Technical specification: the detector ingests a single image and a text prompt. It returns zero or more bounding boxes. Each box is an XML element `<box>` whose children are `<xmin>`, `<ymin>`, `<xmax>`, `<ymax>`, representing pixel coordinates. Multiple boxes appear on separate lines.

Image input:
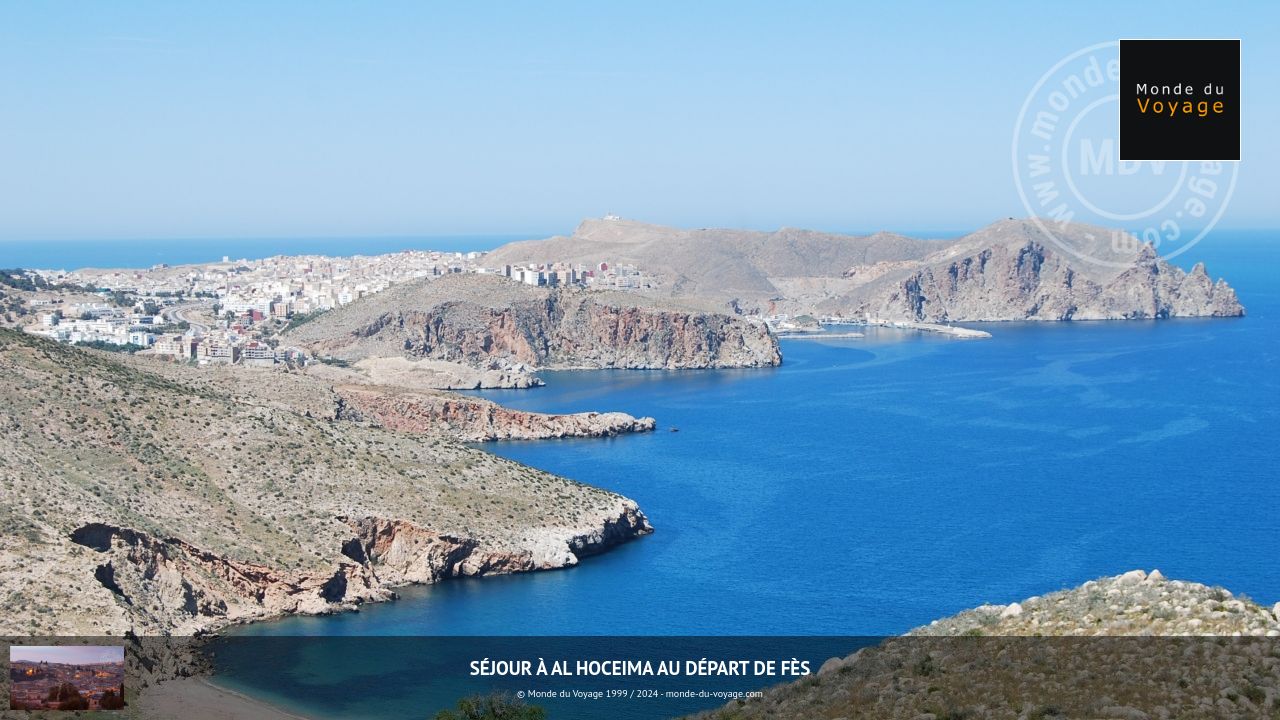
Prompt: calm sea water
<box><xmin>209</xmin><ymin>231</ymin><xmax>1279</xmax><ymax>718</ymax></box>
<box><xmin>0</xmin><ymin>235</ymin><xmax>530</xmax><ymax>270</ymax></box>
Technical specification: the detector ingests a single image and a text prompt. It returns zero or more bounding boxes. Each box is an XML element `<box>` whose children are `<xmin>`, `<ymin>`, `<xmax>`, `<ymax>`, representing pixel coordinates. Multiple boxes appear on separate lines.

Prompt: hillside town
<box><xmin>9</xmin><ymin>660</ymin><xmax>125</xmax><ymax>711</ymax></box>
<box><xmin>13</xmin><ymin>239</ymin><xmax>659</xmax><ymax>367</ymax></box>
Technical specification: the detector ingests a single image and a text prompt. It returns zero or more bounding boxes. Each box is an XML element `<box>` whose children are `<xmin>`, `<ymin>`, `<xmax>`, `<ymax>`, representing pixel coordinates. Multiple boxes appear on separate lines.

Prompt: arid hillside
<box><xmin>697</xmin><ymin>570</ymin><xmax>1280</xmax><ymax>719</ymax></box>
<box><xmin>0</xmin><ymin>330</ymin><xmax>651</xmax><ymax>636</ymax></box>
<box><xmin>485</xmin><ymin>218</ymin><xmax>950</xmax><ymax>299</ymax></box>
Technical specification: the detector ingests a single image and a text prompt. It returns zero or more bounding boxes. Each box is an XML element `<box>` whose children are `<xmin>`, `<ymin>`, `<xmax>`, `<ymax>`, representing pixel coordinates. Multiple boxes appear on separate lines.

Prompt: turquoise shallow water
<box><xmin>213</xmin><ymin>231</ymin><xmax>1278</xmax><ymax>717</ymax></box>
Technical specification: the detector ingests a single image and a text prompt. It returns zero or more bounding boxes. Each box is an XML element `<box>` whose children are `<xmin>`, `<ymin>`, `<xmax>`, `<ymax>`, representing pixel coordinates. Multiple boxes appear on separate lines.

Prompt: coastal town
<box><xmin>5</xmin><ymin>212</ymin><xmax>1011</xmax><ymax>366</ymax></box>
<box><xmin>9</xmin><ymin>238</ymin><xmax>991</xmax><ymax>367</ymax></box>
<box><xmin>12</xmin><ymin>237</ymin><xmax>660</xmax><ymax>366</ymax></box>
<box><xmin>9</xmin><ymin>658</ymin><xmax>125</xmax><ymax>711</ymax></box>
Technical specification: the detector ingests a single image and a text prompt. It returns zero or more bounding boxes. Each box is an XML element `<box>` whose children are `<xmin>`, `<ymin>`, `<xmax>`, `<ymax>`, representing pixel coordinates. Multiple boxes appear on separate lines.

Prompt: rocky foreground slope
<box><xmin>285</xmin><ymin>273</ymin><xmax>781</xmax><ymax>369</ymax></box>
<box><xmin>698</xmin><ymin>570</ymin><xmax>1280</xmax><ymax>719</ymax></box>
<box><xmin>485</xmin><ymin>218</ymin><xmax>1244</xmax><ymax>322</ymax></box>
<box><xmin>0</xmin><ymin>330</ymin><xmax>652</xmax><ymax>637</ymax></box>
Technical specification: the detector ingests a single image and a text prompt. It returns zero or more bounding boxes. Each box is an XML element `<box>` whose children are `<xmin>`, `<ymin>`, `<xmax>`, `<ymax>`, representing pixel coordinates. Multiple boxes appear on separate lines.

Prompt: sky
<box><xmin>0</xmin><ymin>1</ymin><xmax>1276</xmax><ymax>242</ymax></box>
<box><xmin>11</xmin><ymin>645</ymin><xmax>124</xmax><ymax>665</ymax></box>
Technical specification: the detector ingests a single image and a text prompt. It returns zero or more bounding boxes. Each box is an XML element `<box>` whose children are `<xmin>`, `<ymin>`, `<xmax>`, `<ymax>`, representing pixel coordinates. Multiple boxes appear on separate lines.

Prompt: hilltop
<box><xmin>697</xmin><ymin>570</ymin><xmax>1280</xmax><ymax>719</ymax></box>
<box><xmin>485</xmin><ymin>218</ymin><xmax>948</xmax><ymax>300</ymax></box>
<box><xmin>824</xmin><ymin>219</ymin><xmax>1244</xmax><ymax>321</ymax></box>
<box><xmin>0</xmin><ymin>330</ymin><xmax>651</xmax><ymax>636</ymax></box>
<box><xmin>485</xmin><ymin>218</ymin><xmax>1244</xmax><ymax>321</ymax></box>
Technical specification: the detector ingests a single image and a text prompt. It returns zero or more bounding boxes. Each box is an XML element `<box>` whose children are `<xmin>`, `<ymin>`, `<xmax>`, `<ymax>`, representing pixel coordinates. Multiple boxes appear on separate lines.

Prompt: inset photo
<box><xmin>8</xmin><ymin>645</ymin><xmax>125</xmax><ymax>711</ymax></box>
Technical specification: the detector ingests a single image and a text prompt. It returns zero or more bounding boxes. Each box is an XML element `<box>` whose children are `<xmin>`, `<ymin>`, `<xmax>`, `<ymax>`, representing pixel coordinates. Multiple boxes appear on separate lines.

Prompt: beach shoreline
<box><xmin>135</xmin><ymin>677</ymin><xmax>315</xmax><ymax>720</ymax></box>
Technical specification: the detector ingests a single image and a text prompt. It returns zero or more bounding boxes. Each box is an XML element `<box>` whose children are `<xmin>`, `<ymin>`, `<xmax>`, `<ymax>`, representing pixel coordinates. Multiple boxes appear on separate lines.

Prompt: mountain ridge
<box><xmin>485</xmin><ymin>217</ymin><xmax>1245</xmax><ymax>321</ymax></box>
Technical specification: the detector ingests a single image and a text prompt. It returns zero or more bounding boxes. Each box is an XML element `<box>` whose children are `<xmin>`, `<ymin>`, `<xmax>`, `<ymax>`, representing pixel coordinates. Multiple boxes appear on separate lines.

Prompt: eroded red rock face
<box><xmin>301</xmin><ymin>281</ymin><xmax>781</xmax><ymax>370</ymax></box>
<box><xmin>379</xmin><ymin>300</ymin><xmax>780</xmax><ymax>369</ymax></box>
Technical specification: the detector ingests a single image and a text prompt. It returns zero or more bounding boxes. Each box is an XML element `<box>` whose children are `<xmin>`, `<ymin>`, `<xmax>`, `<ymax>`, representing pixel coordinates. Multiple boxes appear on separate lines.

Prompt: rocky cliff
<box><xmin>340</xmin><ymin>507</ymin><xmax>651</xmax><ymax>586</ymax></box>
<box><xmin>831</xmin><ymin>220</ymin><xmax>1245</xmax><ymax>322</ymax></box>
<box><xmin>56</xmin><ymin>506</ymin><xmax>653</xmax><ymax>637</ymax></box>
<box><xmin>697</xmin><ymin>571</ymin><xmax>1280</xmax><ymax>719</ymax></box>
<box><xmin>0</xmin><ymin>329</ymin><xmax>652</xmax><ymax>637</ymax></box>
<box><xmin>480</xmin><ymin>217</ymin><xmax>1245</xmax><ymax>323</ymax></box>
<box><xmin>286</xmin><ymin>273</ymin><xmax>781</xmax><ymax>369</ymax></box>
<box><xmin>335</xmin><ymin>385</ymin><xmax>656</xmax><ymax>442</ymax></box>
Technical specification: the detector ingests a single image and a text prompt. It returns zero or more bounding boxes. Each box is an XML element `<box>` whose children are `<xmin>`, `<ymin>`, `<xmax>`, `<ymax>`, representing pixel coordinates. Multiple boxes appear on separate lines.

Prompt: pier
<box><xmin>776</xmin><ymin>331</ymin><xmax>865</xmax><ymax>339</ymax></box>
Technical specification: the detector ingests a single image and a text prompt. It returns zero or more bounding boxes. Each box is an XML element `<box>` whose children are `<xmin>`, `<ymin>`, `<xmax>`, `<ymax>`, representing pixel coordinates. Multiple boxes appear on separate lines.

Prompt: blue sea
<box><xmin>201</xmin><ymin>231</ymin><xmax>1280</xmax><ymax>719</ymax></box>
<box><xmin>0</xmin><ymin>235</ymin><xmax>532</xmax><ymax>270</ymax></box>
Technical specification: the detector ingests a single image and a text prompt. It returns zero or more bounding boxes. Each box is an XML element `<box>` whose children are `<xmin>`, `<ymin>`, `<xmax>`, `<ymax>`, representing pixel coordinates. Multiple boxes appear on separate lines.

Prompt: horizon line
<box><xmin>1</xmin><ymin>223</ymin><xmax>1275</xmax><ymax>246</ymax></box>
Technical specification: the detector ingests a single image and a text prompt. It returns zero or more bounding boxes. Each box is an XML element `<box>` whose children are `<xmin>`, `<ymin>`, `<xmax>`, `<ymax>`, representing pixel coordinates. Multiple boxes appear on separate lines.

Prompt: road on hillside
<box><xmin>165</xmin><ymin>303</ymin><xmax>211</xmax><ymax>335</ymax></box>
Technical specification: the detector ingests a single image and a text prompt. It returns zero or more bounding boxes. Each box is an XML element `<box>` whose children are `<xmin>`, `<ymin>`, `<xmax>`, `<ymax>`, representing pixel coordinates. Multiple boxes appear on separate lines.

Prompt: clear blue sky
<box><xmin>1</xmin><ymin>1</ymin><xmax>1276</xmax><ymax>241</ymax></box>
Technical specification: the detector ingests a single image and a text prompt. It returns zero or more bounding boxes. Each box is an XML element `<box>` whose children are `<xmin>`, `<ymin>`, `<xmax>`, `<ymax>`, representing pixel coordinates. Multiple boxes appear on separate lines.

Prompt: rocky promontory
<box><xmin>286</xmin><ymin>273</ymin><xmax>781</xmax><ymax>370</ymax></box>
<box><xmin>480</xmin><ymin>217</ymin><xmax>1245</xmax><ymax>323</ymax></box>
<box><xmin>0</xmin><ymin>330</ymin><xmax>653</xmax><ymax>638</ymax></box>
<box><xmin>831</xmin><ymin>220</ymin><xmax>1246</xmax><ymax>322</ymax></box>
<box><xmin>335</xmin><ymin>384</ymin><xmax>656</xmax><ymax>442</ymax></box>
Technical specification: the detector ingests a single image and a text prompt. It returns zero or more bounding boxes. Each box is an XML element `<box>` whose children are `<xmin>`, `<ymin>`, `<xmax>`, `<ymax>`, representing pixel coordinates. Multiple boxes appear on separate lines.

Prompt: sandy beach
<box><xmin>134</xmin><ymin>677</ymin><xmax>313</xmax><ymax>720</ymax></box>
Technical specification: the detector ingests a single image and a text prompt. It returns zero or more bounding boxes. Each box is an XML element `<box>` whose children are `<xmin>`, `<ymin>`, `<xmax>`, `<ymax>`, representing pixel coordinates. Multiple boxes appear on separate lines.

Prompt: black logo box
<box><xmin>1119</xmin><ymin>39</ymin><xmax>1240</xmax><ymax>161</ymax></box>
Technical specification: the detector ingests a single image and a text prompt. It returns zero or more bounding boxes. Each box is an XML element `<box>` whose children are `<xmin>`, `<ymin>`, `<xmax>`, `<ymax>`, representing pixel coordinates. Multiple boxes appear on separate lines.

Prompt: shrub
<box><xmin>433</xmin><ymin>693</ymin><xmax>546</xmax><ymax>720</ymax></box>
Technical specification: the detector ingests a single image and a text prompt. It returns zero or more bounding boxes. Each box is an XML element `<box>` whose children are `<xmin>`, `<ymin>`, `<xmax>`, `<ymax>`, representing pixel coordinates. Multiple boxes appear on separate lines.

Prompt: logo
<box><xmin>1012</xmin><ymin>41</ymin><xmax>1238</xmax><ymax>268</ymax></box>
<box><xmin>1119</xmin><ymin>39</ymin><xmax>1240</xmax><ymax>161</ymax></box>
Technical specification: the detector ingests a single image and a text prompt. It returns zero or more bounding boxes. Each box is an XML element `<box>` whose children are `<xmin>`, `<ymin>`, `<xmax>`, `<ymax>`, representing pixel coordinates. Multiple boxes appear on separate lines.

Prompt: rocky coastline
<box><xmin>482</xmin><ymin>217</ymin><xmax>1246</xmax><ymax>323</ymax></box>
<box><xmin>0</xmin><ymin>330</ymin><xmax>654</xmax><ymax>640</ymax></box>
<box><xmin>335</xmin><ymin>384</ymin><xmax>656</xmax><ymax>442</ymax></box>
<box><xmin>62</xmin><ymin>504</ymin><xmax>652</xmax><ymax>638</ymax></box>
<box><xmin>836</xmin><ymin>228</ymin><xmax>1246</xmax><ymax>322</ymax></box>
<box><xmin>286</xmin><ymin>273</ymin><xmax>782</xmax><ymax>370</ymax></box>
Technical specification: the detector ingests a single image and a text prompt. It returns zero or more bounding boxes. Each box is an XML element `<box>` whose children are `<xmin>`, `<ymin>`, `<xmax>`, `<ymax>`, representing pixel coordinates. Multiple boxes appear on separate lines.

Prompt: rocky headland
<box><xmin>0</xmin><ymin>329</ymin><xmax>652</xmax><ymax>638</ymax></box>
<box><xmin>697</xmin><ymin>570</ymin><xmax>1280</xmax><ymax>719</ymax></box>
<box><xmin>285</xmin><ymin>273</ymin><xmax>781</xmax><ymax>370</ymax></box>
<box><xmin>484</xmin><ymin>218</ymin><xmax>1244</xmax><ymax>323</ymax></box>
<box><xmin>828</xmin><ymin>220</ymin><xmax>1245</xmax><ymax>322</ymax></box>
